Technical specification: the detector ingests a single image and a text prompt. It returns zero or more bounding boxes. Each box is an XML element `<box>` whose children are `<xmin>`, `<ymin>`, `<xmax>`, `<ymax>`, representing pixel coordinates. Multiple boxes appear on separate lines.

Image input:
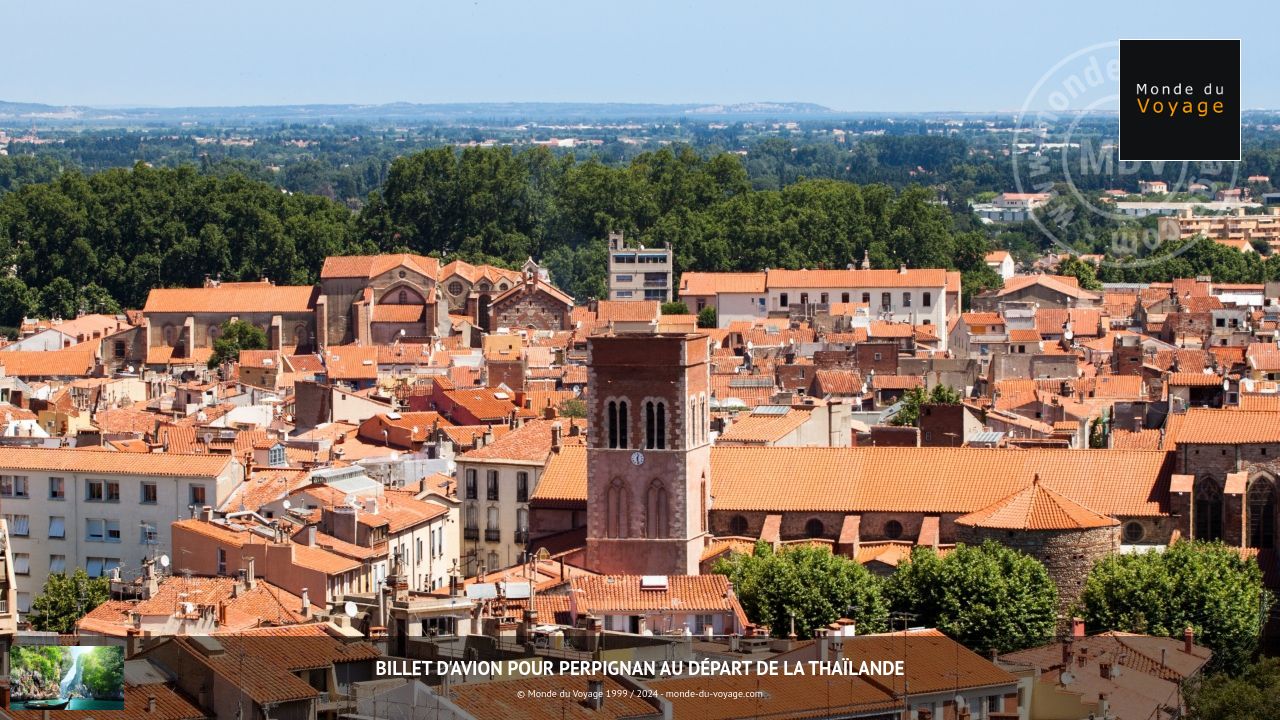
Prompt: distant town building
<box><xmin>972</xmin><ymin>192</ymin><xmax>1051</xmax><ymax>222</ymax></box>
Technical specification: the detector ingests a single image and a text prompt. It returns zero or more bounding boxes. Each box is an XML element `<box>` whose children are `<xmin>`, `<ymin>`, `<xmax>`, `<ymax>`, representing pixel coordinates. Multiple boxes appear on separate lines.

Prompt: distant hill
<box><xmin>0</xmin><ymin>100</ymin><xmax>839</xmax><ymax>126</ymax></box>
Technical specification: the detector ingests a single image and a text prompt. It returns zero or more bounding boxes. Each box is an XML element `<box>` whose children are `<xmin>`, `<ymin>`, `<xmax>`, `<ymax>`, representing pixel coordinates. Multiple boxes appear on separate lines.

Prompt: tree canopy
<box><xmin>1185</xmin><ymin>657</ymin><xmax>1280</xmax><ymax>720</ymax></box>
<box><xmin>29</xmin><ymin>569</ymin><xmax>111</xmax><ymax>634</ymax></box>
<box><xmin>1080</xmin><ymin>541</ymin><xmax>1274</xmax><ymax>674</ymax></box>
<box><xmin>890</xmin><ymin>383</ymin><xmax>964</xmax><ymax>427</ymax></box>
<box><xmin>714</xmin><ymin>541</ymin><xmax>888</xmax><ymax>639</ymax></box>
<box><xmin>208</xmin><ymin>319</ymin><xmax>269</xmax><ymax>368</ymax></box>
<box><xmin>884</xmin><ymin>542</ymin><xmax>1058</xmax><ymax>653</ymax></box>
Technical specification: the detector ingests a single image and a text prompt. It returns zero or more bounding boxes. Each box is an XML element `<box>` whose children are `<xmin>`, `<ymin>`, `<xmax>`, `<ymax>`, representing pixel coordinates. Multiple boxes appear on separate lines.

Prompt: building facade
<box><xmin>607</xmin><ymin>231</ymin><xmax>673</xmax><ymax>302</ymax></box>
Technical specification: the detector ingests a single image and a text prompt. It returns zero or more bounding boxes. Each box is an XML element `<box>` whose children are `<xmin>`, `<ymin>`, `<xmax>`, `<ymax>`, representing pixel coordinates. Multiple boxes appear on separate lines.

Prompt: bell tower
<box><xmin>585</xmin><ymin>331</ymin><xmax>712</xmax><ymax>575</ymax></box>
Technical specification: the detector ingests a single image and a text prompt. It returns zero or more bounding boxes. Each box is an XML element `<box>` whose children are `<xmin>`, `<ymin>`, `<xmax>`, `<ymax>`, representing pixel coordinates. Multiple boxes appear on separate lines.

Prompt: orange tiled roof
<box><xmin>766</xmin><ymin>267</ymin><xmax>949</xmax><ymax>289</ymax></box>
<box><xmin>0</xmin><ymin>347</ymin><xmax>98</xmax><ymax>377</ymax></box>
<box><xmin>955</xmin><ymin>477</ymin><xmax>1119</xmax><ymax>530</ymax></box>
<box><xmin>571</xmin><ymin>574</ymin><xmax>742</xmax><ymax>614</ymax></box>
<box><xmin>443</xmin><ymin>387</ymin><xmax>519</xmax><ymax>422</ymax></box>
<box><xmin>0</xmin><ymin>447</ymin><xmax>232</xmax><ymax>477</ymax></box>
<box><xmin>143</xmin><ymin>282</ymin><xmax>315</xmax><ymax>314</ymax></box>
<box><xmin>1173</xmin><ymin>408</ymin><xmax>1280</xmax><ymax>444</ymax></box>
<box><xmin>459</xmin><ymin>418</ymin><xmax>587</xmax><ymax>462</ymax></box>
<box><xmin>1237</xmin><ymin>394</ymin><xmax>1280</xmax><ymax>412</ymax></box>
<box><xmin>998</xmin><ymin>274</ymin><xmax>1099</xmax><ymax>300</ymax></box>
<box><xmin>813</xmin><ymin>369</ymin><xmax>863</xmax><ymax>396</ymax></box>
<box><xmin>718</xmin><ymin>408</ymin><xmax>812</xmax><ymax>444</ymax></box>
<box><xmin>1110</xmin><ymin>428</ymin><xmax>1163</xmax><ymax>450</ymax></box>
<box><xmin>679</xmin><ymin>272</ymin><xmax>768</xmax><ymax>295</ymax></box>
<box><xmin>1168</xmin><ymin>371</ymin><xmax>1223</xmax><ymax>387</ymax></box>
<box><xmin>594</xmin><ymin>300</ymin><xmax>660</xmax><ymax>323</ymax></box>
<box><xmin>534</xmin><ymin>445</ymin><xmax>1172</xmax><ymax>517</ymax></box>
<box><xmin>962</xmin><ymin>312</ymin><xmax>1004</xmax><ymax>326</ymax></box>
<box><xmin>871</xmin><ymin>374</ymin><xmax>924</xmax><ymax>390</ymax></box>
<box><xmin>323</xmin><ymin>346</ymin><xmax>379</xmax><ymax>381</ymax></box>
<box><xmin>370</xmin><ymin>304</ymin><xmax>425</xmax><ymax>323</ymax></box>
<box><xmin>320</xmin><ymin>253</ymin><xmax>440</xmax><ymax>280</ymax></box>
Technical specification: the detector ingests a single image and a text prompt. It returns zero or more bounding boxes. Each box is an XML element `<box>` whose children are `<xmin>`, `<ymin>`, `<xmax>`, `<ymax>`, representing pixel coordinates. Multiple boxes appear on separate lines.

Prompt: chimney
<box><xmin>244</xmin><ymin>558</ymin><xmax>256</xmax><ymax>590</ymax></box>
<box><xmin>370</xmin><ymin>497</ymin><xmax>379</xmax><ymax>515</ymax></box>
<box><xmin>147</xmin><ymin>695</ymin><xmax>157</xmax><ymax>714</ymax></box>
<box><xmin>1184</xmin><ymin>626</ymin><xmax>1194</xmax><ymax>654</ymax></box>
<box><xmin>551</xmin><ymin>423</ymin><xmax>562</xmax><ymax>453</ymax></box>
<box><xmin>305</xmin><ymin>525</ymin><xmax>317</xmax><ymax>546</ymax></box>
<box><xmin>1072</xmin><ymin>617</ymin><xmax>1085</xmax><ymax>638</ymax></box>
<box><xmin>201</xmin><ymin>505</ymin><xmax>213</xmax><ymax>522</ymax></box>
<box><xmin>898</xmin><ymin>264</ymin><xmax>907</xmax><ymax>274</ymax></box>
<box><xmin>301</xmin><ymin>588</ymin><xmax>311</xmax><ymax>618</ymax></box>
<box><xmin>543</xmin><ymin>405</ymin><xmax>557</xmax><ymax>420</ymax></box>
<box><xmin>815</xmin><ymin>628</ymin><xmax>829</xmax><ymax>661</ymax></box>
<box><xmin>586</xmin><ymin>679</ymin><xmax>604</xmax><ymax>710</ymax></box>
<box><xmin>1098</xmin><ymin>692</ymin><xmax>1109</xmax><ymax>718</ymax></box>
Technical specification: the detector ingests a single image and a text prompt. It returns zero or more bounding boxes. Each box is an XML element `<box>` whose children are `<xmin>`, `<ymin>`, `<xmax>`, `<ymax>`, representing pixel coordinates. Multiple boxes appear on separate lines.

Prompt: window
<box><xmin>13</xmin><ymin>553</ymin><xmax>29</xmax><ymax>576</ymax></box>
<box><xmin>884</xmin><ymin>520</ymin><xmax>904</xmax><ymax>539</ymax></box>
<box><xmin>49</xmin><ymin>477</ymin><xmax>65</xmax><ymax>500</ymax></box>
<box><xmin>486</xmin><ymin>551</ymin><xmax>499</xmax><ymax>572</ymax></box>
<box><xmin>615</xmin><ymin>274</ymin><xmax>633</xmax><ymax>283</ymax></box>
<box><xmin>729</xmin><ymin>515</ymin><xmax>749</xmax><ymax>535</ymax></box>
<box><xmin>86</xmin><ymin>480</ymin><xmax>104</xmax><ymax>502</ymax></box>
<box><xmin>799</xmin><ymin>293</ymin><xmax>809</xmax><ymax>305</ymax></box>
<box><xmin>106</xmin><ymin>481</ymin><xmax>120</xmax><ymax>502</ymax></box>
<box><xmin>819</xmin><ymin>293</ymin><xmax>828</xmax><ymax>304</ymax></box>
<box><xmin>141</xmin><ymin>482</ymin><xmax>157</xmax><ymax>504</ymax></box>
<box><xmin>1123</xmin><ymin>522</ymin><xmax>1145</xmax><ymax>543</ymax></box>
<box><xmin>417</xmin><ymin>538</ymin><xmax>423</xmax><ymax>565</ymax></box>
<box><xmin>804</xmin><ymin>518</ymin><xmax>825</xmax><ymax>538</ymax></box>
<box><xmin>49</xmin><ymin>555</ymin><xmax>66</xmax><ymax>574</ymax></box>
<box><xmin>48</xmin><ymin>516</ymin><xmax>65</xmax><ymax>539</ymax></box>
<box><xmin>217</xmin><ymin>548</ymin><xmax>226</xmax><ymax>575</ymax></box>
<box><xmin>902</xmin><ymin>292</ymin><xmax>912</xmax><ymax>307</ymax></box>
<box><xmin>607</xmin><ymin>400</ymin><xmax>629</xmax><ymax>449</ymax></box>
<box><xmin>105</xmin><ymin>519</ymin><xmax>121</xmax><ymax>543</ymax></box>
<box><xmin>861</xmin><ymin>292</ymin><xmax>870</xmax><ymax>304</ymax></box>
<box><xmin>841</xmin><ymin>292</ymin><xmax>850</xmax><ymax>303</ymax></box>
<box><xmin>269</xmin><ymin>445</ymin><xmax>285</xmax><ymax>466</ymax></box>
<box><xmin>141</xmin><ymin>525</ymin><xmax>158</xmax><ymax>544</ymax></box>
<box><xmin>1195</xmin><ymin>477</ymin><xmax>1224</xmax><ymax>541</ymax></box>
<box><xmin>923</xmin><ymin>292</ymin><xmax>932</xmax><ymax>307</ymax></box>
<box><xmin>465</xmin><ymin>469</ymin><xmax>478</xmax><ymax>500</ymax></box>
<box><xmin>880</xmin><ymin>292</ymin><xmax>891</xmax><ymax>308</ymax></box>
<box><xmin>1247</xmin><ymin>477</ymin><xmax>1276</xmax><ymax>549</ymax></box>
<box><xmin>5</xmin><ymin>514</ymin><xmax>28</xmax><ymax>537</ymax></box>
<box><xmin>779</xmin><ymin>293</ymin><xmax>789</xmax><ymax>308</ymax></box>
<box><xmin>486</xmin><ymin>470</ymin><xmax>499</xmax><ymax>501</ymax></box>
<box><xmin>516</xmin><ymin>472</ymin><xmax>529</xmax><ymax>503</ymax></box>
<box><xmin>114</xmin><ymin>340</ymin><xmax>126</xmax><ymax>356</ymax></box>
<box><xmin>616</xmin><ymin>290</ymin><xmax>633</xmax><ymax>298</ymax></box>
<box><xmin>16</xmin><ymin>592</ymin><xmax>30</xmax><ymax>613</ymax></box>
<box><xmin>189</xmin><ymin>484</ymin><xmax>206</xmax><ymax>506</ymax></box>
<box><xmin>645</xmin><ymin>400</ymin><xmax>666</xmax><ymax>449</ymax></box>
<box><xmin>1</xmin><ymin>475</ymin><xmax>28</xmax><ymax>498</ymax></box>
<box><xmin>86</xmin><ymin>518</ymin><xmax>105</xmax><ymax>542</ymax></box>
<box><xmin>465</xmin><ymin>504</ymin><xmax>478</xmax><ymax>529</ymax></box>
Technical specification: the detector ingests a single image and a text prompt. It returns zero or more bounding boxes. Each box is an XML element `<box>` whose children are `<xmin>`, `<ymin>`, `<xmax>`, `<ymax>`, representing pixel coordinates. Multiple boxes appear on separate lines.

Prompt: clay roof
<box><xmin>439</xmin><ymin>423</ymin><xmax>513</xmax><ymax>448</ymax></box>
<box><xmin>835</xmin><ymin>633</ymin><xmax>1018</xmax><ymax>696</ymax></box>
<box><xmin>490</xmin><ymin>277</ymin><xmax>575</xmax><ymax>308</ymax></box>
<box><xmin>1167</xmin><ymin>371</ymin><xmax>1223</xmax><ymax>387</ymax></box>
<box><xmin>871</xmin><ymin>374</ymin><xmax>924</xmax><ymax>390</ymax></box>
<box><xmin>535</xmin><ymin>446</ymin><xmax>1171</xmax><ymax>517</ymax></box>
<box><xmin>320</xmin><ymin>253</ymin><xmax>440</xmax><ymax>279</ymax></box>
<box><xmin>459</xmin><ymin>418</ymin><xmax>587</xmax><ymax>462</ymax></box>
<box><xmin>1036</xmin><ymin>308</ymin><xmax>1105</xmax><ymax>336</ymax></box>
<box><xmin>766</xmin><ymin>268</ymin><xmax>949</xmax><ymax>289</ymax></box>
<box><xmin>1110</xmin><ymin>428</ymin><xmax>1163</xmax><ymax>450</ymax></box>
<box><xmin>238</xmin><ymin>349</ymin><xmax>281</xmax><ymax>369</ymax></box>
<box><xmin>998</xmin><ymin>274</ymin><xmax>1100</xmax><ymax>300</ymax></box>
<box><xmin>1238</xmin><ymin>394</ymin><xmax>1280</xmax><ymax>412</ymax></box>
<box><xmin>92</xmin><ymin>407</ymin><xmax>162</xmax><ymax>436</ymax></box>
<box><xmin>813</xmin><ymin>369</ymin><xmax>863</xmax><ymax>396</ymax></box>
<box><xmin>594</xmin><ymin>300</ymin><xmax>660</xmax><ymax>322</ymax></box>
<box><xmin>986</xmin><ymin>250</ymin><xmax>1011</xmax><ymax>262</ymax></box>
<box><xmin>370</xmin><ymin>304</ymin><xmax>425</xmax><ymax>323</ymax></box>
<box><xmin>443</xmin><ymin>387</ymin><xmax>519</xmax><ymax>422</ymax></box>
<box><xmin>0</xmin><ymin>447</ymin><xmax>232</xmax><ymax>477</ymax></box>
<box><xmin>679</xmin><ymin>272</ymin><xmax>768</xmax><ymax>295</ymax></box>
<box><xmin>0</xmin><ymin>347</ymin><xmax>97</xmax><ymax>377</ymax></box>
<box><xmin>143</xmin><ymin>282</ymin><xmax>315</xmax><ymax>313</ymax></box>
<box><xmin>570</xmin><ymin>574</ymin><xmax>743</xmax><ymax>614</ymax></box>
<box><xmin>718</xmin><ymin>408</ymin><xmax>812</xmax><ymax>444</ymax></box>
<box><xmin>323</xmin><ymin>346</ymin><xmax>379</xmax><ymax>381</ymax></box>
<box><xmin>955</xmin><ymin>476</ymin><xmax>1119</xmax><ymax>530</ymax></box>
<box><xmin>1008</xmin><ymin>328</ymin><xmax>1043</xmax><ymax>342</ymax></box>
<box><xmin>1173</xmin><ymin>408</ymin><xmax>1280</xmax><ymax>444</ymax></box>
<box><xmin>962</xmin><ymin>312</ymin><xmax>1004</xmax><ymax>326</ymax></box>
<box><xmin>131</xmin><ymin>576</ymin><xmax>322</xmax><ymax>626</ymax></box>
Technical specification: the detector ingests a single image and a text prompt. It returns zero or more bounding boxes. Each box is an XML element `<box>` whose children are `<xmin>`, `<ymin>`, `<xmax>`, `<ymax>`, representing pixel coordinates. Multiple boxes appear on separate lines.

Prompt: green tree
<box><xmin>79</xmin><ymin>647</ymin><xmax>125</xmax><ymax>699</ymax></box>
<box><xmin>885</xmin><ymin>542</ymin><xmax>1058</xmax><ymax>653</ymax></box>
<box><xmin>1081</xmin><ymin>540</ymin><xmax>1273</xmax><ymax>673</ymax></box>
<box><xmin>714</xmin><ymin>542</ymin><xmax>888</xmax><ymax>639</ymax></box>
<box><xmin>29</xmin><ymin>569</ymin><xmax>111</xmax><ymax>634</ymax></box>
<box><xmin>38</xmin><ymin>277</ymin><xmax>79</xmax><ymax>319</ymax></box>
<box><xmin>660</xmin><ymin>301</ymin><xmax>689</xmax><ymax>315</ymax></box>
<box><xmin>557</xmin><ymin>397</ymin><xmax>587</xmax><ymax>418</ymax></box>
<box><xmin>208</xmin><ymin>319</ymin><xmax>268</xmax><ymax>368</ymax></box>
<box><xmin>1185</xmin><ymin>657</ymin><xmax>1280</xmax><ymax>720</ymax></box>
<box><xmin>1056</xmin><ymin>255</ymin><xmax>1103</xmax><ymax>290</ymax></box>
<box><xmin>890</xmin><ymin>383</ymin><xmax>963</xmax><ymax>427</ymax></box>
<box><xmin>0</xmin><ymin>276</ymin><xmax>34</xmax><ymax>329</ymax></box>
<box><xmin>697</xmin><ymin>306</ymin><xmax>717</xmax><ymax>328</ymax></box>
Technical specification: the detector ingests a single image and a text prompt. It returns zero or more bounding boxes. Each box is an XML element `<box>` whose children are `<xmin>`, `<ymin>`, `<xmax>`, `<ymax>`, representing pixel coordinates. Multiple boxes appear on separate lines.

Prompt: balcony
<box><xmin>485</xmin><ymin>528</ymin><xmax>501</xmax><ymax>543</ymax></box>
<box><xmin>464</xmin><ymin>527</ymin><xmax>480</xmax><ymax>541</ymax></box>
<box><xmin>514</xmin><ymin>530</ymin><xmax>529</xmax><ymax>545</ymax></box>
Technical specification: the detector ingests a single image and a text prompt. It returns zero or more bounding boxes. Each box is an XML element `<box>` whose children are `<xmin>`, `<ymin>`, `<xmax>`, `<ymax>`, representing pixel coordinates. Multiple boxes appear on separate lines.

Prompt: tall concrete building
<box><xmin>606</xmin><ymin>231</ymin><xmax>673</xmax><ymax>302</ymax></box>
<box><xmin>584</xmin><ymin>330</ymin><xmax>712</xmax><ymax>575</ymax></box>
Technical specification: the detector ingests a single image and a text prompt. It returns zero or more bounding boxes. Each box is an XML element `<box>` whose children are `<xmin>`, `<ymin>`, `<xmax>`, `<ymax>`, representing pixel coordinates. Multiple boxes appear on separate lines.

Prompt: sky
<box><xmin>10</xmin><ymin>0</ymin><xmax>1279</xmax><ymax>111</ymax></box>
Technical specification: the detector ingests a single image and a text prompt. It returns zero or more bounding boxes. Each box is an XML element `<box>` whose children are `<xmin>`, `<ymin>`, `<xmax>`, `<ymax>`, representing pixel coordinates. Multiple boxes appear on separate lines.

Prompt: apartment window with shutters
<box><xmin>923</xmin><ymin>291</ymin><xmax>932</xmax><ymax>307</ymax></box>
<box><xmin>217</xmin><ymin>548</ymin><xmax>227</xmax><ymax>575</ymax></box>
<box><xmin>105</xmin><ymin>519</ymin><xmax>121</xmax><ymax>543</ymax></box>
<box><xmin>86</xmin><ymin>518</ymin><xmax>105</xmax><ymax>542</ymax></box>
<box><xmin>141</xmin><ymin>482</ymin><xmax>157</xmax><ymax>504</ymax></box>
<box><xmin>841</xmin><ymin>292</ymin><xmax>850</xmax><ymax>303</ymax></box>
<box><xmin>86</xmin><ymin>480</ymin><xmax>104</xmax><ymax>502</ymax></box>
<box><xmin>48</xmin><ymin>516</ymin><xmax>65</xmax><ymax>539</ymax></box>
<box><xmin>189</xmin><ymin>484</ymin><xmax>206</xmax><ymax>506</ymax></box>
<box><xmin>516</xmin><ymin>472</ymin><xmax>529</xmax><ymax>502</ymax></box>
<box><xmin>106</xmin><ymin>481</ymin><xmax>120</xmax><ymax>502</ymax></box>
<box><xmin>49</xmin><ymin>555</ymin><xmax>66</xmax><ymax>574</ymax></box>
<box><xmin>902</xmin><ymin>292</ymin><xmax>912</xmax><ymax>307</ymax></box>
<box><xmin>881</xmin><ymin>292</ymin><xmax>891</xmax><ymax>309</ymax></box>
<box><xmin>13</xmin><ymin>553</ymin><xmax>29</xmax><ymax>575</ymax></box>
<box><xmin>5</xmin><ymin>514</ymin><xmax>29</xmax><ymax>537</ymax></box>
<box><xmin>0</xmin><ymin>475</ymin><xmax>28</xmax><ymax>498</ymax></box>
<box><xmin>49</xmin><ymin>477</ymin><xmax>65</xmax><ymax>500</ymax></box>
<box><xmin>486</xmin><ymin>470</ymin><xmax>499</xmax><ymax>501</ymax></box>
<box><xmin>141</xmin><ymin>525</ymin><xmax>158</xmax><ymax>544</ymax></box>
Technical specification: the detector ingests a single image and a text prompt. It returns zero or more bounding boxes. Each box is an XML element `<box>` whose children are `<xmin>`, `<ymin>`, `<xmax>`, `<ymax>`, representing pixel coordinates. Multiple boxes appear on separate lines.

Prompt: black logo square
<box><xmin>1119</xmin><ymin>39</ymin><xmax>1240</xmax><ymax>161</ymax></box>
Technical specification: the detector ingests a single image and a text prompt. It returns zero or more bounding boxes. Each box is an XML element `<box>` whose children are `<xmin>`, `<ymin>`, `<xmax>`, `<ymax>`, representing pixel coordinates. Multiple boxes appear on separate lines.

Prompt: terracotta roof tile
<box><xmin>323</xmin><ymin>346</ymin><xmax>379</xmax><ymax>381</ymax></box>
<box><xmin>767</xmin><ymin>268</ymin><xmax>949</xmax><ymax>289</ymax></box>
<box><xmin>718</xmin><ymin>408</ymin><xmax>812</xmax><ymax>444</ymax></box>
<box><xmin>1173</xmin><ymin>408</ymin><xmax>1280</xmax><ymax>444</ymax></box>
<box><xmin>955</xmin><ymin>476</ymin><xmax>1119</xmax><ymax>530</ymax></box>
<box><xmin>143</xmin><ymin>282</ymin><xmax>315</xmax><ymax>314</ymax></box>
<box><xmin>570</xmin><ymin>574</ymin><xmax>742</xmax><ymax>614</ymax></box>
<box><xmin>679</xmin><ymin>272</ymin><xmax>768</xmax><ymax>295</ymax></box>
<box><xmin>0</xmin><ymin>347</ymin><xmax>98</xmax><ymax>377</ymax></box>
<box><xmin>320</xmin><ymin>253</ymin><xmax>440</xmax><ymax>280</ymax></box>
<box><xmin>0</xmin><ymin>447</ymin><xmax>232</xmax><ymax>477</ymax></box>
<box><xmin>460</xmin><ymin>418</ymin><xmax>586</xmax><ymax>462</ymax></box>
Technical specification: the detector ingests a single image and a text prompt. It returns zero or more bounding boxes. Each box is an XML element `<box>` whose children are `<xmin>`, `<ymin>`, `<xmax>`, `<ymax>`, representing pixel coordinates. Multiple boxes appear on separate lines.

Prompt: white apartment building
<box><xmin>0</xmin><ymin>448</ymin><xmax>243</xmax><ymax>614</ymax></box>
<box><xmin>606</xmin><ymin>231</ymin><xmax>673</xmax><ymax>302</ymax></box>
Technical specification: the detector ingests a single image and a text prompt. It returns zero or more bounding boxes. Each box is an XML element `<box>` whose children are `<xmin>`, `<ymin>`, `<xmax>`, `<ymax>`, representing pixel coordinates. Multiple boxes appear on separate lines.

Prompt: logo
<box><xmin>1119</xmin><ymin>39</ymin><xmax>1240</xmax><ymax>161</ymax></box>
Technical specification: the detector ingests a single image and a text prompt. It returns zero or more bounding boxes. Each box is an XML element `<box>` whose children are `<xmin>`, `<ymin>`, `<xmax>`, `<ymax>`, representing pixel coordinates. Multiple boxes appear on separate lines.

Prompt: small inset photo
<box><xmin>9</xmin><ymin>644</ymin><xmax>125</xmax><ymax>711</ymax></box>
<box><xmin>1120</xmin><ymin>38</ymin><xmax>1241</xmax><ymax>161</ymax></box>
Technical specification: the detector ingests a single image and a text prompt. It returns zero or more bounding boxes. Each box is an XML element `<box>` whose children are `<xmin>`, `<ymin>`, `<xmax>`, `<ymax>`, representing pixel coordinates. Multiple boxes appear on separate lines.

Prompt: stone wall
<box><xmin>956</xmin><ymin>524</ymin><xmax>1120</xmax><ymax>616</ymax></box>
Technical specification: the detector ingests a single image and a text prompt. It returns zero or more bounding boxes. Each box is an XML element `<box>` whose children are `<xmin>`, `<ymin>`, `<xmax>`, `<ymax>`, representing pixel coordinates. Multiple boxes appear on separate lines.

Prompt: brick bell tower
<box><xmin>585</xmin><ymin>330</ymin><xmax>713</xmax><ymax>575</ymax></box>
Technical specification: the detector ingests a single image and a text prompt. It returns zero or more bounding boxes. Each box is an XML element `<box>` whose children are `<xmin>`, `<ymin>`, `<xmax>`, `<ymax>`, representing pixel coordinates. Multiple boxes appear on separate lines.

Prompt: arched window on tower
<box><xmin>606</xmin><ymin>478</ymin><xmax>629</xmax><ymax>538</ymax></box>
<box><xmin>618</xmin><ymin>400</ymin><xmax>628</xmax><ymax>448</ymax></box>
<box><xmin>646</xmin><ymin>480</ymin><xmax>669</xmax><ymax>539</ymax></box>
<box><xmin>645</xmin><ymin>401</ymin><xmax>666</xmax><ymax>449</ymax></box>
<box><xmin>1247</xmin><ymin>476</ymin><xmax>1277</xmax><ymax>549</ymax></box>
<box><xmin>607</xmin><ymin>401</ymin><xmax>618</xmax><ymax>448</ymax></box>
<box><xmin>1194</xmin><ymin>476</ymin><xmax>1224</xmax><ymax>542</ymax></box>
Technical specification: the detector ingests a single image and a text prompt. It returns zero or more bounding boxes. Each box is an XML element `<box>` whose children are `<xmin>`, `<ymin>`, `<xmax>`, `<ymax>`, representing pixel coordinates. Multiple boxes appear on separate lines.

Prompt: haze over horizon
<box><xmin>13</xmin><ymin>0</ymin><xmax>1279</xmax><ymax>112</ymax></box>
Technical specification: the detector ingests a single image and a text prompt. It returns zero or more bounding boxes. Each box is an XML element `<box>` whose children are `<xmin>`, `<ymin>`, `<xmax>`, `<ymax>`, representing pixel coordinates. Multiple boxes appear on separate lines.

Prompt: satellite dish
<box><xmin>344</xmin><ymin>601</ymin><xmax>358</xmax><ymax>618</ymax></box>
<box><xmin>159</xmin><ymin>554</ymin><xmax>170</xmax><ymax>568</ymax></box>
<box><xmin>282</xmin><ymin>499</ymin><xmax>292</xmax><ymax>510</ymax></box>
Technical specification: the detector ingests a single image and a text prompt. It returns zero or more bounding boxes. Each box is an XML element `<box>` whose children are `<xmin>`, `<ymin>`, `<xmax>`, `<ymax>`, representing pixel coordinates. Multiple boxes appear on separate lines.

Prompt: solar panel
<box><xmin>751</xmin><ymin>406</ymin><xmax>791</xmax><ymax>416</ymax></box>
<box><xmin>465</xmin><ymin>583</ymin><xmax>498</xmax><ymax>599</ymax></box>
<box><xmin>502</xmin><ymin>582</ymin><xmax>532</xmax><ymax>599</ymax></box>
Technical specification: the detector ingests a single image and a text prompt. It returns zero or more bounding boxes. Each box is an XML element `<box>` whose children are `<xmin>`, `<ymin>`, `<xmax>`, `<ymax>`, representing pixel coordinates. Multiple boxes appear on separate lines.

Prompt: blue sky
<box><xmin>11</xmin><ymin>0</ymin><xmax>1278</xmax><ymax>110</ymax></box>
